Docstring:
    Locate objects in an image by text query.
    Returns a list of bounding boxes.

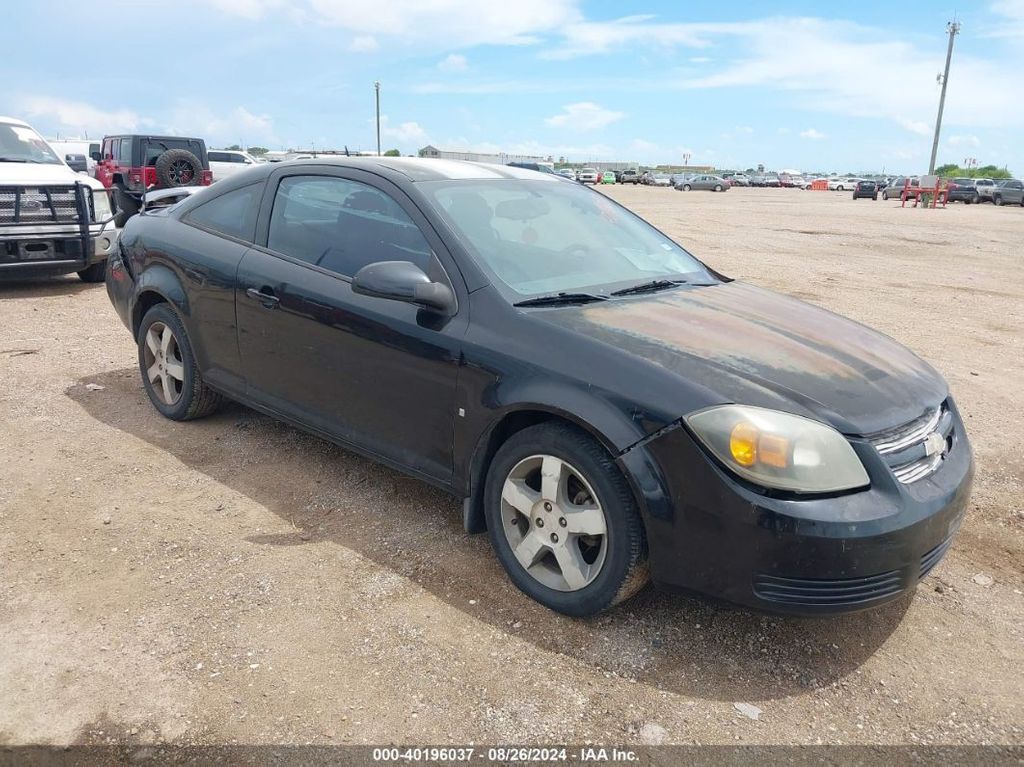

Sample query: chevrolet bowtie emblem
[923,431,945,457]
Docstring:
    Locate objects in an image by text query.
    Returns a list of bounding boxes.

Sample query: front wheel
[77,261,107,283]
[137,304,223,421]
[683,184,691,191]
[994,195,1004,206]
[484,423,649,616]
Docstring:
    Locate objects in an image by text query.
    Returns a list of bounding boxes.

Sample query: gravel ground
[0,186,1021,748]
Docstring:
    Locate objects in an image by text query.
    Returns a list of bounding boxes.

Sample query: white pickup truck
[1,116,117,282]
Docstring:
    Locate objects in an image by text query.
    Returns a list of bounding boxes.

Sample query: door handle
[246,287,280,308]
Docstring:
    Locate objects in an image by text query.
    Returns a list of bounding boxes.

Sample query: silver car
[675,174,729,192]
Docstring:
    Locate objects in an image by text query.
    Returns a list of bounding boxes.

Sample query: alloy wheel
[500,454,608,592]
[143,321,185,406]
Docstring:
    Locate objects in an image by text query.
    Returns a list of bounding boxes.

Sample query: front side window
[0,122,62,165]
[266,175,433,277]
[421,179,716,299]
[186,182,261,241]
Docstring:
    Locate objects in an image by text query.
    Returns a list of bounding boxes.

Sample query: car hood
[538,281,948,435]
[0,161,103,189]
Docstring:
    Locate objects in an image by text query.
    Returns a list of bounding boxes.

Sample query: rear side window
[186,182,261,242]
[209,151,227,162]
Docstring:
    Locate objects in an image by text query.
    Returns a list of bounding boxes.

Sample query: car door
[234,166,466,484]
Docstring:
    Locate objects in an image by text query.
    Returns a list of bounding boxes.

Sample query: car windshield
[421,179,716,298]
[0,122,62,164]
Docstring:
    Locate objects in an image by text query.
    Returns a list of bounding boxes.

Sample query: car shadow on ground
[0,275,99,298]
[67,368,911,702]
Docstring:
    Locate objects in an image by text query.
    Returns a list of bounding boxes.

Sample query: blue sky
[4,0,1024,173]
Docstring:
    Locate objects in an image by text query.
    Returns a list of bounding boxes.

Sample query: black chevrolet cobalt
[106,158,973,617]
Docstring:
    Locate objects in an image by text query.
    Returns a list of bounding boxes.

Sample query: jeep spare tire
[154,149,203,187]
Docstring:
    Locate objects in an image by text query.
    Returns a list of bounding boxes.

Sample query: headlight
[685,405,869,493]
[92,190,113,223]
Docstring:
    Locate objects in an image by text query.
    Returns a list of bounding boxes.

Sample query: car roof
[0,115,32,127]
[102,134,205,142]
[273,156,563,182]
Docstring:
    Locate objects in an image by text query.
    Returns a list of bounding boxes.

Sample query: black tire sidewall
[154,149,203,188]
[483,424,644,616]
[77,261,107,283]
[137,304,200,420]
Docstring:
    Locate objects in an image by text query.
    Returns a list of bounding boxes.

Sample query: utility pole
[374,81,381,156]
[928,20,960,174]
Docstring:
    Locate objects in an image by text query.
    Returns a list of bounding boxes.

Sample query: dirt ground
[1,187,1021,749]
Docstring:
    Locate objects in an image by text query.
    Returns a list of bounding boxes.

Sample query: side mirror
[352,261,455,314]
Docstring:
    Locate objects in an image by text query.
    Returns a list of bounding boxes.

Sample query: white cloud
[545,102,625,132]
[17,96,148,135]
[987,0,1024,39]
[379,116,429,146]
[800,128,826,140]
[947,134,981,147]
[898,117,931,137]
[438,54,468,72]
[350,35,379,52]
[213,0,580,48]
[168,104,278,146]
[544,15,720,59]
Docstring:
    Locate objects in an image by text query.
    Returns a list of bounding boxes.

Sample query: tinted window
[208,151,227,162]
[144,139,204,166]
[266,175,433,277]
[187,182,261,241]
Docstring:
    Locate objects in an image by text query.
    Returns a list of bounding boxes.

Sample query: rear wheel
[683,184,691,191]
[714,184,723,192]
[994,195,1004,206]
[137,304,222,421]
[484,423,649,616]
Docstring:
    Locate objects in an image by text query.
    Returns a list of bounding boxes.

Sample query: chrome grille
[0,185,84,225]
[866,404,951,485]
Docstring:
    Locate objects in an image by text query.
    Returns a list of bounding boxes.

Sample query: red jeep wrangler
[92,134,212,225]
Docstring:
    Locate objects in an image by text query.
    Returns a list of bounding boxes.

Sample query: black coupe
[106,158,973,616]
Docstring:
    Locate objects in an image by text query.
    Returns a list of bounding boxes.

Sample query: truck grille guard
[0,181,117,259]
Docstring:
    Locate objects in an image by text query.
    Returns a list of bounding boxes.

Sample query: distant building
[418,145,548,164]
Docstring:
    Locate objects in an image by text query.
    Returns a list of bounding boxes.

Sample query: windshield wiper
[610,279,687,297]
[513,292,609,308]
[0,157,30,163]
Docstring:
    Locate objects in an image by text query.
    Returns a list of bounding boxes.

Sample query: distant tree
[226,144,242,151]
[932,162,1012,179]
[246,146,269,157]
[383,148,401,156]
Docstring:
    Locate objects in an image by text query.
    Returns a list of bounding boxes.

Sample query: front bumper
[633,401,973,615]
[0,226,119,278]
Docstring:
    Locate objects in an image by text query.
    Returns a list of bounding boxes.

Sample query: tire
[77,261,107,283]
[484,423,649,616]
[994,195,1003,206]
[836,185,844,192]
[714,185,723,192]
[972,193,981,204]
[137,303,223,421]
[113,183,139,228]
[872,194,878,201]
[154,148,203,188]
[882,190,889,200]
[683,184,691,191]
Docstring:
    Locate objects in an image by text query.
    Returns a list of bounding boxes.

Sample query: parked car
[972,178,997,202]
[619,169,640,185]
[556,168,576,181]
[0,116,118,282]
[779,174,794,187]
[946,178,980,204]
[852,180,878,200]
[991,179,1024,206]
[669,173,690,187]
[729,173,751,187]
[676,174,729,192]
[749,175,766,187]
[600,171,616,184]
[47,138,101,176]
[576,167,599,184]
[828,177,861,192]
[882,177,919,201]
[763,175,781,187]
[93,134,212,226]
[105,156,973,617]
[209,149,259,182]
[649,173,672,187]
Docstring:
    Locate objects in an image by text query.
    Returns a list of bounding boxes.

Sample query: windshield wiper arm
[513,292,609,308]
[0,157,30,163]
[610,279,687,297]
